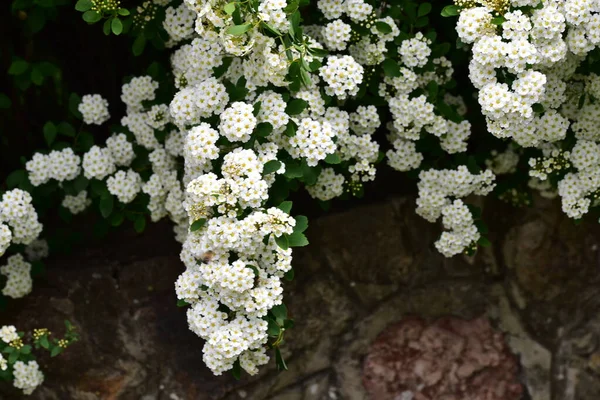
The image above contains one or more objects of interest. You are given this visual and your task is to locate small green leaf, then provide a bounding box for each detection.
[20,345,31,355]
[40,336,50,349]
[118,8,130,16]
[284,268,294,281]
[275,234,289,250]
[224,2,236,14]
[491,16,505,25]
[6,170,26,189]
[284,121,297,137]
[288,231,308,247]
[441,5,460,17]
[134,216,146,233]
[285,99,308,115]
[69,93,83,119]
[226,23,252,36]
[111,17,123,35]
[278,201,292,214]
[418,2,432,16]
[381,59,401,77]
[50,346,62,357]
[0,93,11,109]
[478,236,491,247]
[253,101,261,116]
[263,160,282,175]
[275,347,288,371]
[30,67,44,86]
[190,218,206,231]
[75,0,92,11]
[43,121,57,146]
[58,121,76,137]
[8,351,18,365]
[324,153,341,164]
[255,122,273,137]
[231,359,242,380]
[132,35,146,56]
[271,303,287,322]
[8,60,29,76]
[99,195,114,218]
[177,299,190,307]
[267,318,280,337]
[375,21,392,34]
[82,10,101,23]
[294,215,308,233]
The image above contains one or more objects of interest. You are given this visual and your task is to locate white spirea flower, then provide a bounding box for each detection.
[121,76,159,113]
[62,191,91,214]
[106,133,136,166]
[320,55,364,99]
[323,19,352,51]
[13,360,44,395]
[0,223,11,257]
[345,0,373,22]
[78,94,110,125]
[1,254,33,299]
[26,148,81,186]
[307,168,345,201]
[288,118,337,166]
[107,169,143,204]
[163,3,196,42]
[0,189,43,246]
[0,325,19,343]
[219,102,257,143]
[0,354,6,371]
[82,146,116,180]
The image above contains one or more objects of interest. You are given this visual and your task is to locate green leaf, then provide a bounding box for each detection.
[43,121,57,146]
[134,216,146,233]
[190,218,206,231]
[253,101,261,116]
[118,8,130,16]
[324,153,341,164]
[6,170,26,189]
[20,345,32,355]
[285,99,308,115]
[75,0,92,11]
[300,68,312,87]
[8,351,18,365]
[111,17,123,35]
[284,268,294,281]
[441,5,460,17]
[263,160,282,175]
[0,93,11,109]
[275,348,288,371]
[30,66,44,86]
[375,21,392,34]
[76,131,94,152]
[226,23,252,36]
[381,59,401,78]
[58,122,76,137]
[478,236,491,247]
[294,215,308,233]
[69,93,82,119]
[132,35,146,56]
[275,234,289,250]
[110,212,124,227]
[284,121,297,137]
[271,303,287,322]
[224,2,236,14]
[288,231,308,247]
[40,336,50,349]
[278,201,292,214]
[267,318,280,337]
[176,299,190,307]
[255,122,273,137]
[8,60,29,76]
[532,103,545,113]
[491,16,505,25]
[418,2,432,16]
[99,195,114,218]
[82,10,101,23]
[50,346,62,357]
[231,359,242,380]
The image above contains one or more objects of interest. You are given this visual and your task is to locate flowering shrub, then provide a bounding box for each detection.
[2,0,600,392]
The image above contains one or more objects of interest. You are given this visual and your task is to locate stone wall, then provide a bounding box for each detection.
[2,195,600,400]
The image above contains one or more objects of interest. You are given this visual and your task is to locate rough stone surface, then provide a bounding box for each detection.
[1,196,600,399]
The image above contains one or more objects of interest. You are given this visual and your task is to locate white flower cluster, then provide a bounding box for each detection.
[107,169,142,204]
[0,189,43,256]
[26,148,81,186]
[320,55,364,99]
[0,325,19,343]
[417,166,496,257]
[13,360,44,395]
[0,254,33,299]
[78,94,110,125]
